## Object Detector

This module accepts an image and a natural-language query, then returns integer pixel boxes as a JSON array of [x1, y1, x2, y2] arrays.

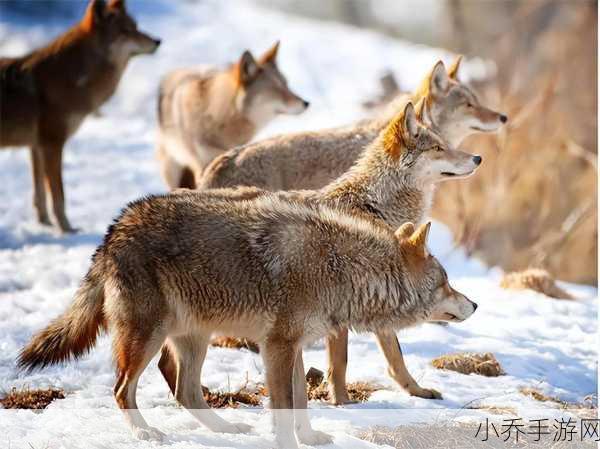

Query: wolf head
[[382, 102, 482, 184], [81, 0, 160, 58], [395, 222, 477, 323], [234, 42, 309, 125], [415, 57, 507, 147]]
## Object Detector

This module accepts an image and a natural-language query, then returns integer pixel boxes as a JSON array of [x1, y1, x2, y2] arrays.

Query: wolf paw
[[134, 426, 166, 441], [409, 386, 442, 400], [297, 429, 334, 446]]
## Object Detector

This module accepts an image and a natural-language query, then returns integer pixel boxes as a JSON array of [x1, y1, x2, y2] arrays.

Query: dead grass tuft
[[307, 381, 379, 403], [201, 385, 263, 408], [0, 387, 65, 409], [432, 352, 505, 377], [519, 387, 569, 407], [466, 404, 518, 416], [500, 268, 574, 299], [210, 336, 260, 353]]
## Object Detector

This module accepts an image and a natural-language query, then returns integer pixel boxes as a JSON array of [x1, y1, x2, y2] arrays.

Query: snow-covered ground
[[0, 1, 597, 448]]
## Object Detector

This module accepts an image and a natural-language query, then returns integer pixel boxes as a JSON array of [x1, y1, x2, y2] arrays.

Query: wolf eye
[[435, 145, 444, 152]]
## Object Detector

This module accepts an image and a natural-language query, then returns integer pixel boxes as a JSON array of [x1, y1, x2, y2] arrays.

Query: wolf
[[199, 56, 506, 192], [156, 41, 309, 190], [0, 0, 160, 232], [192, 59, 504, 405], [18, 189, 477, 448]]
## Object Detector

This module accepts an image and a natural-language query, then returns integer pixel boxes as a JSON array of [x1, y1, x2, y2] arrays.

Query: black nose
[[499, 114, 508, 123], [303, 100, 310, 108], [473, 303, 478, 311], [154, 38, 162, 47], [472, 155, 482, 165]]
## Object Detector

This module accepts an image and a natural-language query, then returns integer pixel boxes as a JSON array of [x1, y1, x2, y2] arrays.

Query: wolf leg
[[169, 333, 252, 434], [158, 344, 177, 395], [30, 146, 51, 225], [293, 351, 333, 445], [157, 144, 185, 191], [326, 328, 354, 405], [375, 329, 442, 399], [114, 326, 168, 441], [262, 338, 300, 449], [40, 139, 75, 233]]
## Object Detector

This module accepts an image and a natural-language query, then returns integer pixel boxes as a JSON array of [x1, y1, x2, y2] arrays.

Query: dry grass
[[200, 374, 379, 407], [466, 404, 518, 416], [307, 381, 379, 403], [201, 385, 264, 408], [517, 388, 597, 420], [431, 1, 597, 285], [432, 352, 505, 377], [519, 387, 569, 407], [0, 387, 65, 409], [500, 268, 574, 299], [210, 336, 260, 353]]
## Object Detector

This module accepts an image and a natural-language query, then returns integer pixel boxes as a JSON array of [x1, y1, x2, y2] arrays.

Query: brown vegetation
[[433, 1, 597, 285], [210, 336, 260, 353], [307, 381, 379, 403], [500, 268, 574, 299], [201, 384, 264, 408], [432, 352, 505, 377], [0, 387, 65, 409]]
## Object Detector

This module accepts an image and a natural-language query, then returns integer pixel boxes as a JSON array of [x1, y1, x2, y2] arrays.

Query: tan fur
[[160, 101, 481, 404], [156, 42, 308, 190], [0, 0, 160, 232], [196, 60, 505, 404], [200, 57, 506, 193], [18, 190, 476, 448], [500, 268, 574, 299]]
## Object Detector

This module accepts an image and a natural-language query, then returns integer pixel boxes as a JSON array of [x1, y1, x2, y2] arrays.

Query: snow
[[0, 1, 597, 448]]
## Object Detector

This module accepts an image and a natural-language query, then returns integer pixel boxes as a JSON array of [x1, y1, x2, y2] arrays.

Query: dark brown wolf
[[0, 0, 160, 232]]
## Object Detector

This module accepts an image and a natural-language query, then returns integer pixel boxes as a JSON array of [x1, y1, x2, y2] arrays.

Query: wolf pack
[[1, 1, 509, 448]]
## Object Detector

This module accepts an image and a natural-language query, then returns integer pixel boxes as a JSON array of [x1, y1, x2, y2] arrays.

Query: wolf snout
[[153, 38, 162, 47], [302, 100, 310, 109], [500, 114, 508, 123], [472, 155, 482, 166]]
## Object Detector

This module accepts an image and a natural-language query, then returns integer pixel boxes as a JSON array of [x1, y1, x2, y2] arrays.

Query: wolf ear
[[259, 41, 280, 65], [430, 61, 449, 96], [448, 55, 462, 80], [402, 102, 419, 139], [382, 102, 418, 157], [108, 0, 126, 12], [395, 222, 416, 241], [447, 55, 463, 80], [414, 97, 425, 121], [238, 51, 260, 86], [83, 0, 107, 29], [409, 222, 431, 256]]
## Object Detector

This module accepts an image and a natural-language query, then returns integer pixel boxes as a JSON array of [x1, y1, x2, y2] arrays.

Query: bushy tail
[[18, 265, 106, 371]]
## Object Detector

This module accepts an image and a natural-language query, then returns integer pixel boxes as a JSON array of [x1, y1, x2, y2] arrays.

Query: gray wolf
[[18, 189, 476, 448], [156, 41, 309, 190], [196, 60, 503, 404]]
